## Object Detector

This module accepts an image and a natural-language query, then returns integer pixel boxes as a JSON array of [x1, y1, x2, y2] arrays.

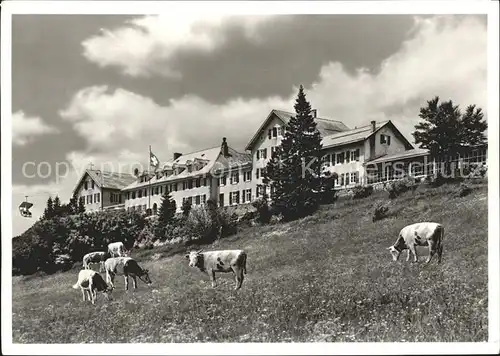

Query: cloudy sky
[[11, 14, 487, 236]]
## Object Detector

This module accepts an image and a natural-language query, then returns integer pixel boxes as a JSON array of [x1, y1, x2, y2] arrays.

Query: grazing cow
[[72, 269, 112, 304], [104, 257, 152, 290], [387, 222, 444, 264], [82, 251, 108, 272], [108, 242, 127, 257], [185, 249, 247, 290]]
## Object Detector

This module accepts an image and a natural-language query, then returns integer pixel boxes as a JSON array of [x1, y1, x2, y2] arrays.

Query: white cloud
[[12, 111, 60, 146], [82, 15, 274, 78]]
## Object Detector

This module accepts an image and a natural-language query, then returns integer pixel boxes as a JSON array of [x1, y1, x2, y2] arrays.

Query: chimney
[[221, 137, 231, 157], [173, 152, 182, 160], [371, 120, 376, 132], [311, 109, 317, 118]]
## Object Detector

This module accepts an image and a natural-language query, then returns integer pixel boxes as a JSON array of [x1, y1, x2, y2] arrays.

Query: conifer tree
[[264, 85, 323, 221], [43, 197, 54, 220], [77, 196, 86, 214], [53, 196, 62, 217], [158, 191, 176, 225], [413, 96, 487, 175]]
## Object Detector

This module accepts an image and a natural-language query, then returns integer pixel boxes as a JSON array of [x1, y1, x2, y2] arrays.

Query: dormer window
[[380, 134, 391, 145]]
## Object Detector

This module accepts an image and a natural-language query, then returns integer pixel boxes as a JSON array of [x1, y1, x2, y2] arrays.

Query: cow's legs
[[426, 241, 436, 264], [132, 276, 138, 289], [406, 249, 412, 262], [410, 244, 418, 262], [234, 268, 244, 290], [210, 270, 217, 288], [107, 272, 115, 289], [437, 243, 443, 263], [81, 288, 86, 301], [124, 275, 129, 290]]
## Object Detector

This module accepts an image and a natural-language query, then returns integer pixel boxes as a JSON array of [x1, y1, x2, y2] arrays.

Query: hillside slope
[[12, 183, 488, 342]]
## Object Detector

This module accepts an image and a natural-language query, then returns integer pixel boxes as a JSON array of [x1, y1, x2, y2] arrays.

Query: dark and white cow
[[104, 257, 152, 290], [185, 249, 247, 290], [387, 222, 444, 264], [82, 251, 109, 272], [108, 242, 127, 257], [72, 269, 113, 304]]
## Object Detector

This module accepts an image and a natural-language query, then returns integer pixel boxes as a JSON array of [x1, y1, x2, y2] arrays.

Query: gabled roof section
[[245, 109, 350, 151], [122, 145, 240, 191], [364, 148, 429, 165], [212, 147, 252, 173], [321, 120, 414, 150], [73, 170, 136, 194]]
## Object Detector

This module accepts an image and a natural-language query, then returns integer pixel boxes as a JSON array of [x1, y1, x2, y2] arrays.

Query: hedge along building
[[121, 138, 252, 214]]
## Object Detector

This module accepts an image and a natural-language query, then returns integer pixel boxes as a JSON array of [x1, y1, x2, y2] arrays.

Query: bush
[[386, 178, 416, 199], [352, 185, 374, 200], [219, 209, 239, 238], [252, 198, 272, 224], [372, 201, 390, 222], [455, 183, 472, 198]]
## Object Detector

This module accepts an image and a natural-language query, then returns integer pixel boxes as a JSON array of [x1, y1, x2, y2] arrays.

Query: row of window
[[217, 171, 252, 186], [84, 181, 95, 190], [380, 134, 391, 145], [183, 194, 207, 206], [110, 193, 122, 203], [85, 193, 101, 205], [268, 126, 286, 139], [322, 149, 361, 167]]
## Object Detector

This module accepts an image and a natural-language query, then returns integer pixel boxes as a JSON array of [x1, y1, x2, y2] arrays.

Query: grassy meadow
[[12, 183, 488, 343]]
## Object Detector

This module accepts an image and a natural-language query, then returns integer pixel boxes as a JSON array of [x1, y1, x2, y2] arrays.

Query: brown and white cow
[[387, 222, 444, 264], [185, 249, 247, 290], [104, 257, 152, 290], [72, 269, 113, 304], [82, 251, 109, 272], [108, 242, 128, 257]]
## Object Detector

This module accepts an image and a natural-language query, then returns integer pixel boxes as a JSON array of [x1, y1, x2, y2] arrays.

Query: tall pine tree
[[52, 196, 62, 217], [156, 191, 177, 236], [413, 96, 487, 175], [68, 193, 79, 215], [77, 196, 86, 214], [264, 85, 323, 221], [43, 197, 54, 220]]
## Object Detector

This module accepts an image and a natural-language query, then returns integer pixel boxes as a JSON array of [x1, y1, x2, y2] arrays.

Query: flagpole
[[148, 145, 152, 214]]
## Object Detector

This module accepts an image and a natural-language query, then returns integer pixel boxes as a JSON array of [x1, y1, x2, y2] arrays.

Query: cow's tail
[[438, 225, 444, 250]]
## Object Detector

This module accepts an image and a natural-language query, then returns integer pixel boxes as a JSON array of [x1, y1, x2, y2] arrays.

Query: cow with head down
[[387, 222, 444, 264], [72, 269, 113, 304], [104, 257, 152, 290], [185, 249, 247, 290]]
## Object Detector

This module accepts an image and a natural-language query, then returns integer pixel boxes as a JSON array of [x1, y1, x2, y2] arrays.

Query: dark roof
[[364, 148, 429, 164], [321, 120, 414, 150], [74, 170, 136, 193], [245, 109, 350, 151], [212, 147, 252, 173]]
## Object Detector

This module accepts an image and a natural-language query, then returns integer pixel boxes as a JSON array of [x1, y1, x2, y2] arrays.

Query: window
[[380, 134, 391, 145], [182, 181, 188, 190], [352, 172, 359, 184], [230, 191, 240, 205], [231, 172, 239, 184], [241, 190, 246, 203], [144, 189, 147, 196], [219, 193, 224, 207], [256, 169, 260, 179], [89, 195, 93, 204], [155, 186, 159, 195], [92, 181, 95, 189], [346, 150, 351, 163], [127, 192, 130, 200], [268, 129, 272, 139], [340, 173, 345, 186], [132, 191, 136, 199], [195, 195, 201, 205], [143, 204, 147, 211], [96, 193, 101, 203], [351, 149, 360, 162], [195, 178, 201, 188], [336, 152, 345, 165], [218, 176, 227, 186], [202, 195, 206, 204], [153, 203, 158, 215], [257, 148, 267, 160], [110, 193, 114, 203], [244, 171, 252, 182], [138, 190, 143, 198], [272, 127, 277, 138], [189, 180, 194, 189], [84, 182, 88, 190], [256, 184, 262, 198], [246, 189, 252, 202], [203, 178, 208, 186], [119, 194, 122, 204], [321, 154, 331, 168]]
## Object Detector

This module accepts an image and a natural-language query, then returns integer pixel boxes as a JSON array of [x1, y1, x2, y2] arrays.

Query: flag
[[150, 150, 160, 169]]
